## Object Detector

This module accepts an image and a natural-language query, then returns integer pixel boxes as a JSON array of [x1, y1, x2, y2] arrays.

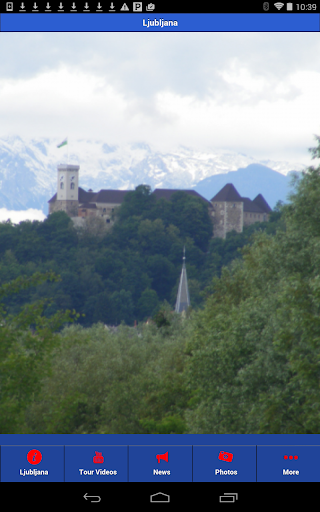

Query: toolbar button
[[150, 492, 170, 503], [129, 446, 192, 482], [1, 446, 64, 482]]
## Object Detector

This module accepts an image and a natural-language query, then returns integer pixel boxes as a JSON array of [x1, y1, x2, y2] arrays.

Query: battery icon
[[286, 2, 293, 9]]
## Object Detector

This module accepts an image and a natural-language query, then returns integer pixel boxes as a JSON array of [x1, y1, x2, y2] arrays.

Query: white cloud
[[0, 32, 320, 162], [0, 209, 46, 224]]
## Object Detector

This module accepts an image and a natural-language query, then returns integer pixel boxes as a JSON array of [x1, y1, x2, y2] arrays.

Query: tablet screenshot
[[0, 1, 319, 506]]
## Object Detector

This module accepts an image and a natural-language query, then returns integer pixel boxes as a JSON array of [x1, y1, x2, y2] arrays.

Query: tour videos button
[[1, 446, 64, 482], [128, 446, 192, 481], [65, 446, 128, 481], [193, 445, 256, 482], [257, 446, 320, 482]]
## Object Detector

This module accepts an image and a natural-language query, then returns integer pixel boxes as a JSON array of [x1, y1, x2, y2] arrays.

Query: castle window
[[233, 203, 236, 208], [112, 208, 114, 212], [103, 208, 106, 213], [70, 182, 75, 190], [106, 219, 110, 223], [60, 182, 64, 189]]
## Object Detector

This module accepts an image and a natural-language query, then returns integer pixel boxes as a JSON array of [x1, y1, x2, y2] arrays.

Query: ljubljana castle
[[48, 164, 272, 239]]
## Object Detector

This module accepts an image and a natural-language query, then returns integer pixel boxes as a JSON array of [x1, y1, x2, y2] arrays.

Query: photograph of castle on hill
[[0, 30, 319, 436]]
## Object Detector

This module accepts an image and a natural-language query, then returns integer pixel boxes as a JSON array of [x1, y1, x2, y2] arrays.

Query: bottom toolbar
[[1, 445, 319, 482]]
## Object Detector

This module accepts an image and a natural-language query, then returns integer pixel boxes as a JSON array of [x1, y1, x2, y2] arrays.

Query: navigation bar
[[1, 445, 320, 481]]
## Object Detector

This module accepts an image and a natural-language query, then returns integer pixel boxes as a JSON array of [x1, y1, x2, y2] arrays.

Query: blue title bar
[[1, 13, 319, 32]]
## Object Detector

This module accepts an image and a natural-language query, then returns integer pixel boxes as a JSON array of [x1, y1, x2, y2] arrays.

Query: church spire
[[175, 246, 190, 314]]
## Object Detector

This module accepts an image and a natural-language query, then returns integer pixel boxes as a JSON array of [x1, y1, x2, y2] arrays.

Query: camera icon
[[218, 450, 233, 462], [6, 2, 14, 10]]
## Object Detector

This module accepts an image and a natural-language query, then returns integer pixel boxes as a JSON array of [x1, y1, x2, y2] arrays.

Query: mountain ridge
[[0, 136, 307, 213], [195, 163, 301, 208]]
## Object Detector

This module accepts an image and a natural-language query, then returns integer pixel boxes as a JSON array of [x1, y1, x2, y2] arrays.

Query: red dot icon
[[284, 455, 298, 460], [27, 449, 42, 465]]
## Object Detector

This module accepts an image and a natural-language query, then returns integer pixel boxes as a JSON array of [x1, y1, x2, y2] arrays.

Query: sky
[[0, 31, 320, 222]]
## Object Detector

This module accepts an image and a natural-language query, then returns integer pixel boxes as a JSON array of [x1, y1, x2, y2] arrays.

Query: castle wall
[[225, 201, 243, 235], [78, 202, 120, 228], [49, 199, 79, 217], [212, 202, 227, 238], [212, 201, 243, 238], [94, 202, 120, 217], [243, 212, 269, 227]]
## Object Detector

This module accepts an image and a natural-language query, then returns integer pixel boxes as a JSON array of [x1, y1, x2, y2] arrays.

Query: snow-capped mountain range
[[0, 135, 308, 214]]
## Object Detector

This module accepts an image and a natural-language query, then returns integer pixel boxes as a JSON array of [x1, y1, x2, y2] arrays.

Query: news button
[[128, 446, 192, 481]]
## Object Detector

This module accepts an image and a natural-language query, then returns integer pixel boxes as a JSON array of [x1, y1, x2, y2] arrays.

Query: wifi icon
[[274, 2, 284, 8]]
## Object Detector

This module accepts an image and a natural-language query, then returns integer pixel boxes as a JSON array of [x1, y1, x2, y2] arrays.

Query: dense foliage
[[2, 136, 320, 434], [185, 136, 320, 433], [0, 185, 276, 325]]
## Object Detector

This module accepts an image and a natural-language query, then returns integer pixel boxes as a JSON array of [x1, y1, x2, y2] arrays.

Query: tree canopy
[[0, 185, 267, 326], [184, 135, 320, 433], [4, 139, 317, 434]]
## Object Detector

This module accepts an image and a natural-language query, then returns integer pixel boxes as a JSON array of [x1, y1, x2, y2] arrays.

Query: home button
[[150, 492, 170, 503]]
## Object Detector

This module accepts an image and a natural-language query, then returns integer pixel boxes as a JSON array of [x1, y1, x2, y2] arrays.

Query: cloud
[[0, 32, 320, 160], [2, 33, 320, 99], [0, 209, 46, 224]]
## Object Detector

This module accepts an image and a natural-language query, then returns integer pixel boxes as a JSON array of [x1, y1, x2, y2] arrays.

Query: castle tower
[[210, 183, 243, 238], [54, 164, 80, 216], [175, 247, 190, 314]]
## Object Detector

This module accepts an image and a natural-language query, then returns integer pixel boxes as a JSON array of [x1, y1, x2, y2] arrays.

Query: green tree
[[116, 185, 156, 221], [38, 211, 78, 254], [137, 288, 159, 320], [25, 320, 189, 434], [0, 220, 19, 258], [0, 272, 77, 432], [146, 254, 176, 301], [170, 191, 213, 251], [184, 135, 320, 434]]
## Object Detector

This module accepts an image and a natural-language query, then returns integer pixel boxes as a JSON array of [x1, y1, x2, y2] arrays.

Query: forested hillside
[[1, 136, 319, 434], [0, 185, 278, 325]]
